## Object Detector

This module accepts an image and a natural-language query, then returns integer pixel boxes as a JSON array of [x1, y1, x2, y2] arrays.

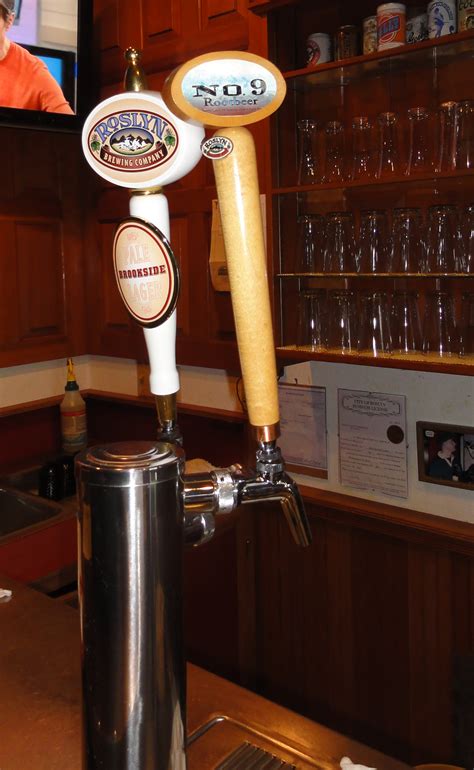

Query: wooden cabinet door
[[94, 0, 143, 85], [192, 0, 249, 54], [97, 0, 250, 86], [85, 187, 139, 359], [0, 130, 87, 367]]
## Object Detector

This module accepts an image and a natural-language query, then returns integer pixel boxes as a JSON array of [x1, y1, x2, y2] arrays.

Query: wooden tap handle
[[211, 126, 279, 439]]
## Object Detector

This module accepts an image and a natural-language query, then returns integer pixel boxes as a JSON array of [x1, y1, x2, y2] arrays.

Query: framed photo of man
[[417, 422, 474, 490]]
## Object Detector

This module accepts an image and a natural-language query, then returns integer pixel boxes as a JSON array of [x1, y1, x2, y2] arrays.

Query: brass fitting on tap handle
[[155, 393, 182, 446]]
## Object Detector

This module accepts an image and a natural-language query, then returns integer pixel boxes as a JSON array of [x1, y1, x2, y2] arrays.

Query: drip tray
[[215, 741, 296, 768], [187, 716, 325, 769]]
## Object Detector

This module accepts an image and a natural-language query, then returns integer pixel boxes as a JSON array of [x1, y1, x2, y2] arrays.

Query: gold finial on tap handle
[[124, 47, 148, 92]]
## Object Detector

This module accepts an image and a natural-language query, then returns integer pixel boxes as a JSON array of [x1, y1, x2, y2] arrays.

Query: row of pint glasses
[[295, 205, 474, 274], [297, 289, 474, 357], [297, 100, 474, 184]]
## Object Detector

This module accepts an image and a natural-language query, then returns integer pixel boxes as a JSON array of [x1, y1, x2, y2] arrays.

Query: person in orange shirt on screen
[[0, 0, 73, 113]]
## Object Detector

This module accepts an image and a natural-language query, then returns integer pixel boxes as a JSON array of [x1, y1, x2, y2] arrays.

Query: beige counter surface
[[0, 575, 412, 770]]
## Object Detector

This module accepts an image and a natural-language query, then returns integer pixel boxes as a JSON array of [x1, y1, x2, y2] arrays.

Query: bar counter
[[0, 575, 412, 770]]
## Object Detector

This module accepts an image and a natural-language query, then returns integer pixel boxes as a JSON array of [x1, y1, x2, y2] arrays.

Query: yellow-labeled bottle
[[60, 358, 87, 455]]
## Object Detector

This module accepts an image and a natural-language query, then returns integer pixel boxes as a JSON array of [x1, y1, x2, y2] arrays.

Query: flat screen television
[[0, 0, 93, 133]]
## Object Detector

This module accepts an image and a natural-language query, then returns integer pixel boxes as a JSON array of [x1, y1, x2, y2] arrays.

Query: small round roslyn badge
[[201, 136, 234, 160]]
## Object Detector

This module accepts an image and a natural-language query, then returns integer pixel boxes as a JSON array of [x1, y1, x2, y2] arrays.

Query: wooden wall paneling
[[0, 221, 19, 350], [94, 0, 142, 86], [196, 0, 249, 54], [0, 406, 61, 469], [13, 130, 59, 199], [351, 529, 411, 760], [171, 213, 191, 339], [247, 494, 474, 765], [94, 218, 137, 357], [141, 0, 189, 72], [84, 184, 138, 358], [451, 555, 474, 766], [236, 505, 258, 688], [0, 129, 87, 366], [16, 221, 66, 341], [322, 522, 357, 733], [56, 136, 89, 356], [408, 546, 454, 764], [183, 519, 240, 681]]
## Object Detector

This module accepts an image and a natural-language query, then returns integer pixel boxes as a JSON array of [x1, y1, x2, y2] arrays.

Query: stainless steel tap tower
[[79, 49, 311, 770]]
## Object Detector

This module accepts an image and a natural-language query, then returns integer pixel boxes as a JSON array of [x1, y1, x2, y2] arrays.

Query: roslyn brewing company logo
[[201, 136, 234, 160], [88, 110, 179, 172]]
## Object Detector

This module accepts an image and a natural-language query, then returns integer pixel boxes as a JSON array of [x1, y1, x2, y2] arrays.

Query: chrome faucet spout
[[182, 443, 312, 548], [236, 472, 311, 548]]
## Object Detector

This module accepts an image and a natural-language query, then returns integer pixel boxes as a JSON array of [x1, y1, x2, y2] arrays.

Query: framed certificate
[[278, 382, 327, 478]]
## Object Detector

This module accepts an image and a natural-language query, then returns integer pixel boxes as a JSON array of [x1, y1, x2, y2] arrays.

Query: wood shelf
[[273, 169, 474, 196], [276, 272, 474, 279], [276, 346, 474, 375], [282, 29, 474, 84]]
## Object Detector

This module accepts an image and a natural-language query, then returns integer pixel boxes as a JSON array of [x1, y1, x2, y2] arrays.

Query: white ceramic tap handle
[[129, 192, 179, 396]]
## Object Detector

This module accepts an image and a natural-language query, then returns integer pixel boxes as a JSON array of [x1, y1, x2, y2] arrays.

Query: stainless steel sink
[[0, 486, 61, 537]]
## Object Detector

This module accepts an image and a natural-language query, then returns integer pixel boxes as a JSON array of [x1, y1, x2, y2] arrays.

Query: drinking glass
[[326, 289, 357, 353], [297, 289, 327, 350], [297, 119, 322, 185], [455, 100, 474, 171], [461, 203, 474, 274], [323, 211, 357, 272], [350, 116, 373, 180], [390, 207, 426, 273], [391, 291, 423, 354], [357, 291, 392, 356], [358, 209, 389, 273], [459, 293, 474, 356], [295, 214, 325, 272], [426, 204, 464, 273], [376, 112, 400, 178], [324, 120, 345, 182], [436, 101, 457, 173], [406, 107, 433, 175], [422, 291, 457, 356]]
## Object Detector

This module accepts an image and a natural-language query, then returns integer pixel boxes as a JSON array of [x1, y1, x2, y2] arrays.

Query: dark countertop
[[0, 575, 412, 770]]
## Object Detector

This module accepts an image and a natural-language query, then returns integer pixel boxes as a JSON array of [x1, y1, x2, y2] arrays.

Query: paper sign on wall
[[338, 389, 408, 499], [278, 382, 327, 478]]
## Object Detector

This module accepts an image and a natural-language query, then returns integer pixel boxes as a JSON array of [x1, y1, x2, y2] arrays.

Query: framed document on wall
[[278, 382, 327, 478]]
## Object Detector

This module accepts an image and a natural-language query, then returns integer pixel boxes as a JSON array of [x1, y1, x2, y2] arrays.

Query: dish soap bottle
[[60, 358, 87, 455]]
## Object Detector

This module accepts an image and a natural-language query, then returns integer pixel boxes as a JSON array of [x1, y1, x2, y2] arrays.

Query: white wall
[[1, 356, 472, 523], [0, 357, 242, 414], [281, 360, 474, 524]]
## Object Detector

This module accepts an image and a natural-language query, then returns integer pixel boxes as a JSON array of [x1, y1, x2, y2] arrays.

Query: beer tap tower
[[78, 49, 311, 770]]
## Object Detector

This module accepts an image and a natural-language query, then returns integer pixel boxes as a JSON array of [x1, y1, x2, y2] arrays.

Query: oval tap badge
[[82, 91, 205, 189], [163, 51, 286, 127], [113, 218, 180, 327], [87, 107, 178, 174]]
